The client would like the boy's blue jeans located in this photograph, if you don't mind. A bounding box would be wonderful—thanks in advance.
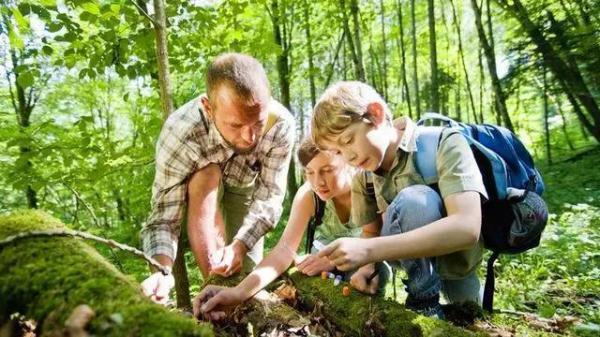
[381,185,481,305]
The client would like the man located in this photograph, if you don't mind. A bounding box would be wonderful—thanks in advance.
[141,53,295,304]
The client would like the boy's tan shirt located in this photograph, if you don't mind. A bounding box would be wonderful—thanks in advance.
[351,118,488,279]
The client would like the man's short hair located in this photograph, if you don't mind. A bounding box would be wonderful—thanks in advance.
[297,137,321,168]
[311,81,392,146]
[206,53,270,106]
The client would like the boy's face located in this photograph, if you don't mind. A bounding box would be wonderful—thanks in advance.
[320,120,390,172]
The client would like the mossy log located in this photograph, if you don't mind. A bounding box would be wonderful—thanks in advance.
[0,210,213,337]
[287,270,488,337]
[200,274,337,336]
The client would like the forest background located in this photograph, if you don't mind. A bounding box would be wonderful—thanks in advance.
[0,0,598,335]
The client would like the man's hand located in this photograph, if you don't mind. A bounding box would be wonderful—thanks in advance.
[141,272,175,304]
[210,240,247,277]
[350,263,379,294]
[317,237,373,271]
[193,285,244,321]
[295,254,335,276]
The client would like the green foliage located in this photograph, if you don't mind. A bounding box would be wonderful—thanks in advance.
[0,0,599,335]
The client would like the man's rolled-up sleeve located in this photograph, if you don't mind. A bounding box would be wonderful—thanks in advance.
[141,124,204,261]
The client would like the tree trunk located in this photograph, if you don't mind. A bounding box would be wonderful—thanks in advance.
[478,47,487,124]
[471,0,514,131]
[303,0,317,109]
[450,0,477,124]
[148,0,191,310]
[554,95,576,151]
[543,64,552,165]
[271,0,298,198]
[410,0,421,118]
[325,30,346,88]
[427,0,439,113]
[152,0,174,120]
[0,210,213,337]
[396,0,412,119]
[379,0,389,100]
[339,0,366,82]
[495,0,600,141]
[349,0,366,82]
[5,23,39,209]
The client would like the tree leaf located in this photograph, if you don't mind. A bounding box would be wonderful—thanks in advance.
[42,45,53,55]
[81,2,100,15]
[16,71,34,89]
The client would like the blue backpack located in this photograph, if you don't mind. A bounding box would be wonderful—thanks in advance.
[415,113,548,312]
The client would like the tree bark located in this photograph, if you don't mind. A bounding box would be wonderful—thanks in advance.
[450,0,477,124]
[471,0,514,131]
[379,0,389,100]
[271,0,298,198]
[410,0,421,118]
[0,210,213,337]
[152,0,174,120]
[349,0,366,82]
[303,0,317,109]
[396,0,412,119]
[427,0,439,113]
[543,64,552,165]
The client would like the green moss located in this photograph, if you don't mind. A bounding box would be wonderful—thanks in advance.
[0,210,213,337]
[288,270,487,337]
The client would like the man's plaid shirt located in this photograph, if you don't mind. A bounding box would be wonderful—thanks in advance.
[141,95,296,261]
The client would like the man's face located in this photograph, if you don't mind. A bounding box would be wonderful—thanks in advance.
[320,120,390,172]
[204,86,268,154]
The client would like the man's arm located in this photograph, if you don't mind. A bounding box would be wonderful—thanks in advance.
[233,117,295,250]
[186,164,227,277]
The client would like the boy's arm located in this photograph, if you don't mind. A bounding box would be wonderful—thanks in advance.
[367,190,480,262]
[319,191,480,270]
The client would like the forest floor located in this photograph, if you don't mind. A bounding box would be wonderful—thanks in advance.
[95,145,600,337]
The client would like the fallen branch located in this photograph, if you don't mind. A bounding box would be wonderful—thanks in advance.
[0,228,169,275]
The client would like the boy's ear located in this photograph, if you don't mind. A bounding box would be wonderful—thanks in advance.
[365,102,386,126]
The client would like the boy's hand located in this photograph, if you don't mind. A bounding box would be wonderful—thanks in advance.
[350,264,379,294]
[193,286,244,321]
[295,254,335,276]
[210,240,246,277]
[141,271,175,304]
[317,238,373,271]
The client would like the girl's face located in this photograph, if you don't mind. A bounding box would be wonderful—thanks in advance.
[304,151,352,201]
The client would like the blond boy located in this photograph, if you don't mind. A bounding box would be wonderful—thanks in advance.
[312,81,486,317]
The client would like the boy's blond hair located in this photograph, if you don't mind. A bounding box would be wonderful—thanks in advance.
[311,81,392,146]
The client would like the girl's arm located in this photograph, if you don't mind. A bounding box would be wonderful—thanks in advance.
[233,182,315,301]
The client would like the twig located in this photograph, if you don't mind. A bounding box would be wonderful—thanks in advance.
[0,229,170,275]
[129,0,156,25]
[62,182,100,227]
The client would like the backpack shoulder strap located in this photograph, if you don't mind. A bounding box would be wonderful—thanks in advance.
[364,171,375,196]
[305,191,326,254]
[414,126,445,185]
